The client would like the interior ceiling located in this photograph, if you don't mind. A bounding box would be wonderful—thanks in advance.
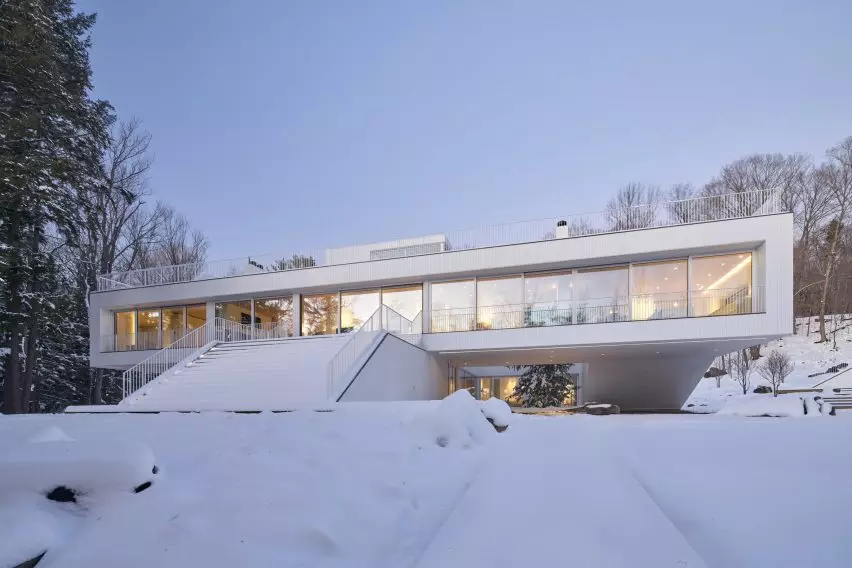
[440,337,770,366]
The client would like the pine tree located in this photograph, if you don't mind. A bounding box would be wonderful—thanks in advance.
[511,364,575,408]
[0,0,112,413]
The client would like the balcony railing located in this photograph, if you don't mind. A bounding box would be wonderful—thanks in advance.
[430,286,764,333]
[103,321,293,353]
[96,189,784,290]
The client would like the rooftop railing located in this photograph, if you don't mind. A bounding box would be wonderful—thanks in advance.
[97,189,783,291]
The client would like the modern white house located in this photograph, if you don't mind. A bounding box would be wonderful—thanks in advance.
[80,189,792,412]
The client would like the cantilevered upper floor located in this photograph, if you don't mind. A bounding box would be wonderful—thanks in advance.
[88,189,793,370]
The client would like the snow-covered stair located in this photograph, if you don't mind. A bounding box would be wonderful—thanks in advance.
[122,336,350,411]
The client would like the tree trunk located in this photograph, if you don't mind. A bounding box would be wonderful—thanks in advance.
[20,228,42,413]
[2,275,24,414]
[93,368,104,404]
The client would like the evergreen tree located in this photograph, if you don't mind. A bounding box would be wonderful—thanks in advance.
[511,364,575,408]
[0,0,112,413]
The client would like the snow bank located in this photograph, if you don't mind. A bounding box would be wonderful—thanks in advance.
[0,439,156,496]
[411,390,496,448]
[480,397,512,429]
[715,393,829,417]
[0,500,55,568]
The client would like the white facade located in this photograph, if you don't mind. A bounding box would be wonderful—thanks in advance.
[88,198,793,410]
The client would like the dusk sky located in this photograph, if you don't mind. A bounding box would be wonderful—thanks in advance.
[77,0,851,260]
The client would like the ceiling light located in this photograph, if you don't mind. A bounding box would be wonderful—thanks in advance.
[673,266,679,270]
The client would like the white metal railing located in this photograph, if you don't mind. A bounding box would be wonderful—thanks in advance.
[120,317,291,399]
[429,286,766,332]
[97,189,784,290]
[105,321,292,353]
[326,305,423,401]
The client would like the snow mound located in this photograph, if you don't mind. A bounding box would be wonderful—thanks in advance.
[411,390,496,448]
[0,500,55,568]
[28,426,75,443]
[480,397,512,429]
[716,394,829,417]
[0,440,156,496]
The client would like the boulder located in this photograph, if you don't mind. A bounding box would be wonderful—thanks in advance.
[704,367,726,378]
[753,385,772,394]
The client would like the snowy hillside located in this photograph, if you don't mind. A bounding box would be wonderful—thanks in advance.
[685,315,852,412]
[1,403,851,567]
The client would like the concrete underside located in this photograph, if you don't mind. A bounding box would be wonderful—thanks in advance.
[445,337,768,410]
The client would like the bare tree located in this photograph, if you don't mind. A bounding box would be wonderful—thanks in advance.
[606,183,661,230]
[730,348,755,395]
[664,183,695,223]
[817,137,852,342]
[757,350,794,397]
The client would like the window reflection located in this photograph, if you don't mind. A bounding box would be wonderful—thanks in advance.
[524,271,573,327]
[340,289,380,333]
[381,285,423,321]
[161,307,184,347]
[573,266,629,323]
[137,309,161,350]
[691,253,752,316]
[254,297,293,336]
[114,310,136,351]
[431,280,475,332]
[215,300,252,324]
[630,260,687,320]
[302,293,339,336]
[186,304,207,331]
[476,276,523,330]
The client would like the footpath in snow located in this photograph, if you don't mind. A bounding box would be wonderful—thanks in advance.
[415,415,707,567]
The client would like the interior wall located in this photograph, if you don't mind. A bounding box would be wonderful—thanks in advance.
[582,355,712,410]
[341,335,447,402]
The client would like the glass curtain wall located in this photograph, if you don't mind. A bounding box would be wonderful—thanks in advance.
[114,310,136,351]
[186,304,207,330]
[215,300,253,324]
[573,267,629,323]
[137,309,161,350]
[630,260,687,320]
[524,271,573,327]
[301,293,339,336]
[254,297,294,337]
[340,290,380,333]
[476,276,523,330]
[431,280,476,332]
[161,307,184,347]
[691,253,752,316]
[382,285,423,321]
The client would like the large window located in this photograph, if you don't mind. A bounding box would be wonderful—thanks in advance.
[114,310,136,351]
[630,260,687,320]
[137,309,161,350]
[216,300,252,324]
[431,280,475,332]
[302,293,339,336]
[382,285,423,321]
[186,304,207,331]
[161,307,184,347]
[691,253,753,316]
[476,276,523,330]
[340,289,380,333]
[254,297,293,336]
[573,266,629,323]
[524,271,573,327]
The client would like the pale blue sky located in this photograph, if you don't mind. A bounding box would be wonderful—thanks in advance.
[78,0,852,259]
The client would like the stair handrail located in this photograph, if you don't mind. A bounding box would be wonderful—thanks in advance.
[326,307,386,400]
[121,317,267,399]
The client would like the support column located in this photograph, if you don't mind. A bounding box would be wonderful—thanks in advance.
[422,281,431,333]
[292,293,301,337]
[206,302,216,343]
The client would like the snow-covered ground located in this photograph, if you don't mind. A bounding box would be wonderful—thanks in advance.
[2,402,851,568]
[685,316,852,413]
